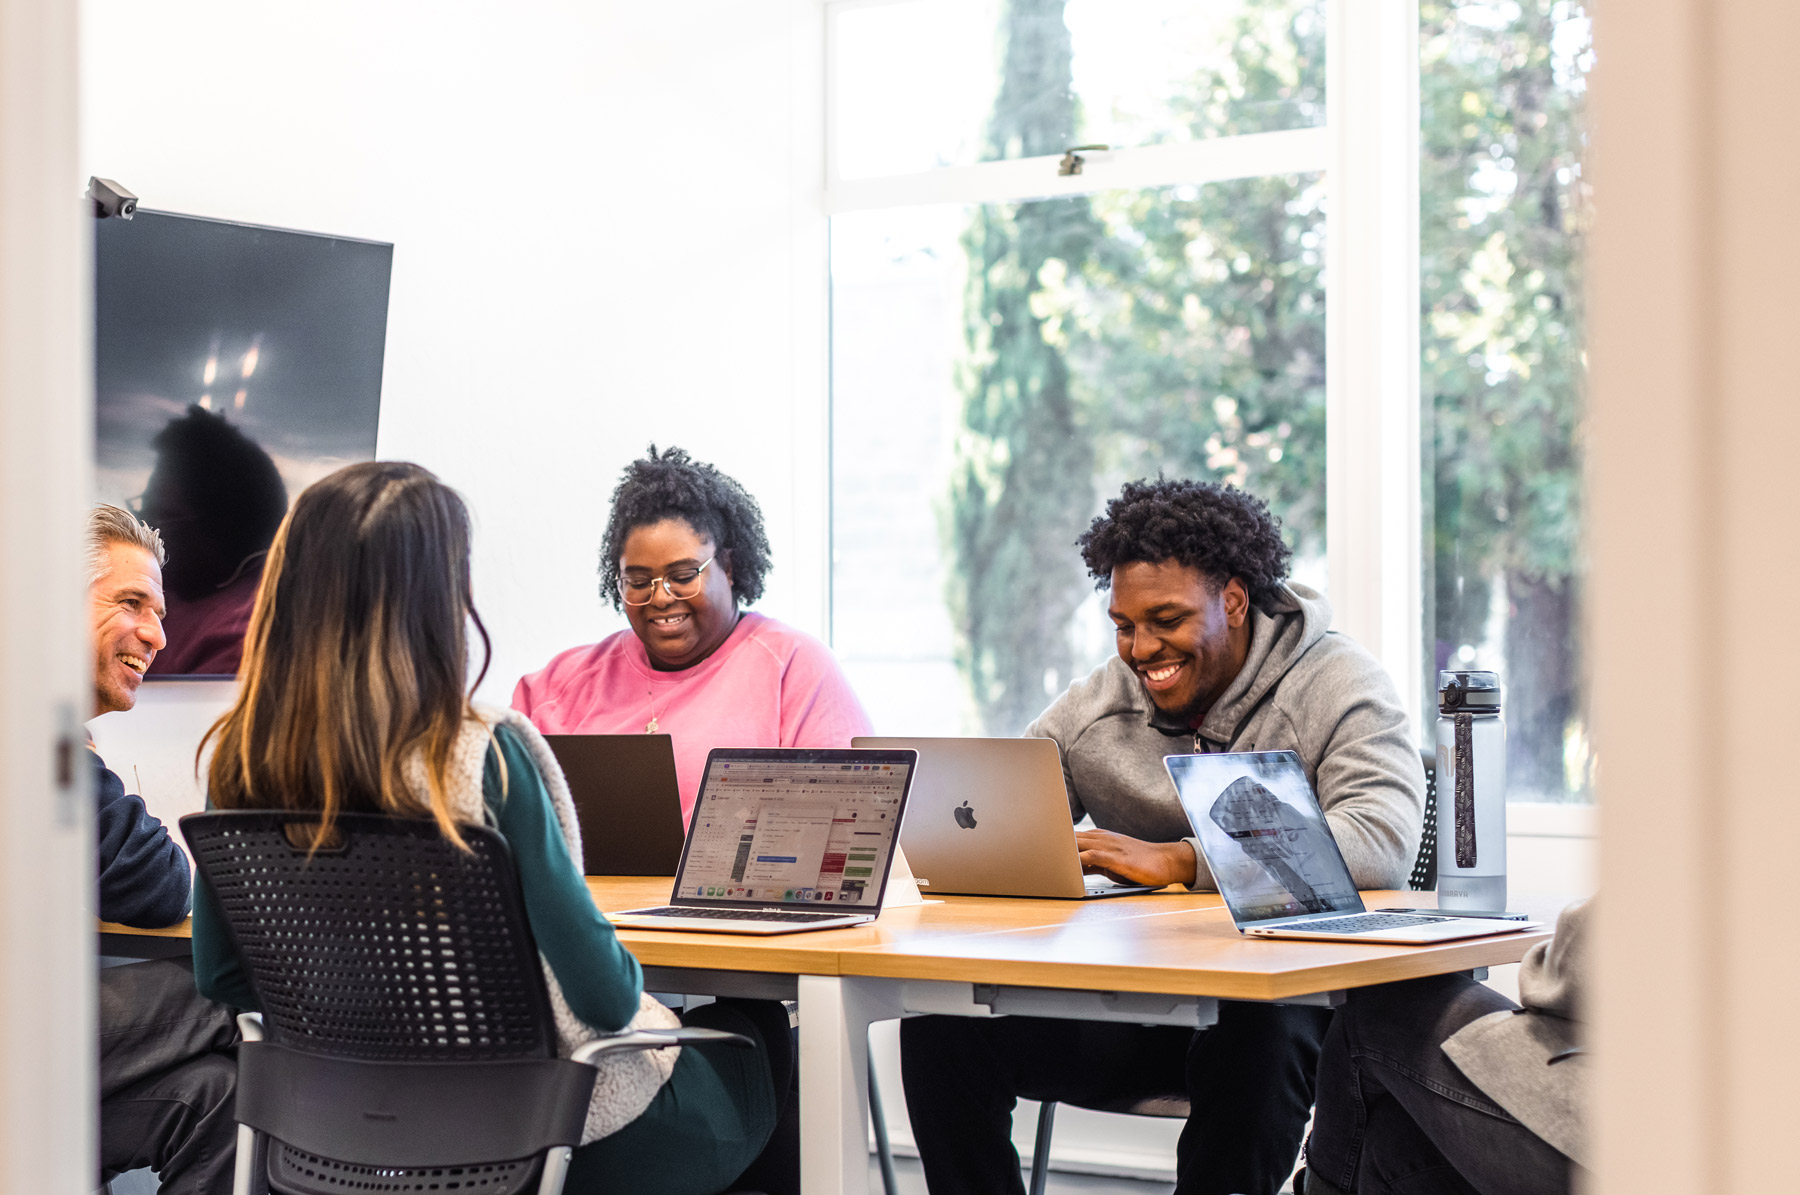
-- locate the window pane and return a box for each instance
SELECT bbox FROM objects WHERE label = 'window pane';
[833,175,1325,736]
[832,0,1324,181]
[1422,1,1593,801]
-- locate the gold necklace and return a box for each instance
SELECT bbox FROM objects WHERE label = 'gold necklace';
[645,686,660,734]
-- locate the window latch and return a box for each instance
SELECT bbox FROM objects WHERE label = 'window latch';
[1058,145,1109,176]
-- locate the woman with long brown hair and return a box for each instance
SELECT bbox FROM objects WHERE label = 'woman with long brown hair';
[190,461,788,1194]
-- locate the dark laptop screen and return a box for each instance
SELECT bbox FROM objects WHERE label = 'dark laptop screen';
[1165,751,1364,923]
[673,749,915,910]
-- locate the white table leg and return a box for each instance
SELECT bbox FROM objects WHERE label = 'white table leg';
[797,974,903,1195]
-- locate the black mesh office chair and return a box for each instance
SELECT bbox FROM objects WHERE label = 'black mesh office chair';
[1409,746,1439,891]
[1022,746,1442,1193]
[181,810,753,1195]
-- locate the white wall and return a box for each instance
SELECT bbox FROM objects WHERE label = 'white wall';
[80,0,829,710]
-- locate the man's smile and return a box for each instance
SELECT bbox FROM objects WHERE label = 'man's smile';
[119,652,151,676]
[1139,660,1186,690]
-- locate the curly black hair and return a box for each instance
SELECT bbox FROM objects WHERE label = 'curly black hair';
[1077,478,1292,606]
[598,445,772,610]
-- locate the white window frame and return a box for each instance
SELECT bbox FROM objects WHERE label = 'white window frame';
[818,0,1423,724]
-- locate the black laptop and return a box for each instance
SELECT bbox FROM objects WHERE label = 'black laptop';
[543,734,687,876]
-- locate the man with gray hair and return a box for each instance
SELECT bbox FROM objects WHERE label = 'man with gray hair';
[89,504,170,734]
[89,504,239,1194]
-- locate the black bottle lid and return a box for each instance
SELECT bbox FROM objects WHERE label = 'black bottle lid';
[1438,670,1502,712]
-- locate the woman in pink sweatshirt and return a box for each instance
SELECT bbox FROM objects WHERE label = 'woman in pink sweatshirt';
[513,446,873,822]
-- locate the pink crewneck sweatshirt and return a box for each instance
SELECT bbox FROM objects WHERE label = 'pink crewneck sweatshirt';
[512,612,874,821]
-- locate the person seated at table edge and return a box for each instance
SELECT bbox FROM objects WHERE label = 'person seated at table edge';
[900,477,1425,1195]
[191,461,791,1195]
[1042,476,1423,892]
[513,444,873,820]
[88,503,240,1195]
[91,505,190,927]
[1297,898,1591,1195]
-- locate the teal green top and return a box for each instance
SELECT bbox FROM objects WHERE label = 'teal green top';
[192,724,644,1029]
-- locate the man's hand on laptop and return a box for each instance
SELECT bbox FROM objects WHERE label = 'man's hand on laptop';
[1075,830,1196,889]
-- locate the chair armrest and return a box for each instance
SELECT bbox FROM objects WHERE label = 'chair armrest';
[569,1027,752,1066]
[232,1015,268,1195]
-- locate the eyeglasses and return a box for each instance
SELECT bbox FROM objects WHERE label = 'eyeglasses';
[621,556,716,606]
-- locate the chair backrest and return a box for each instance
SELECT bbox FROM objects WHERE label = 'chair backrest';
[182,810,558,1062]
[1407,747,1438,891]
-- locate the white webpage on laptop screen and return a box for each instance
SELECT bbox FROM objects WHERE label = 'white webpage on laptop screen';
[679,759,905,907]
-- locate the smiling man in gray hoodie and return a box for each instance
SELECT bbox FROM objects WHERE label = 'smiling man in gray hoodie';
[901,479,1424,1195]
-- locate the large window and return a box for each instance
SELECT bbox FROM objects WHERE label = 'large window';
[1422,0,1592,801]
[831,0,1327,738]
[830,0,1593,806]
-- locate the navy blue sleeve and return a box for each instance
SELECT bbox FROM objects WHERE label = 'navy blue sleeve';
[94,753,192,928]
[486,725,644,1032]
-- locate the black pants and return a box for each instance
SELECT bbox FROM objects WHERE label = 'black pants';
[901,1001,1332,1195]
[99,958,240,1195]
[1302,974,1572,1195]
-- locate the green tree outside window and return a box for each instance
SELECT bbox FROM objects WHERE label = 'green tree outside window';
[940,0,1591,802]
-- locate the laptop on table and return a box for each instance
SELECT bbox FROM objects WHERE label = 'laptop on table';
[855,736,1155,899]
[608,747,918,935]
[544,734,686,877]
[1164,750,1543,944]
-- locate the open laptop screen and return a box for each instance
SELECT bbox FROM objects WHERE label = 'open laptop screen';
[1165,751,1364,923]
[673,749,915,910]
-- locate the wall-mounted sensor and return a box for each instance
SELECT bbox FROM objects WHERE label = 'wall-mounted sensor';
[88,177,138,220]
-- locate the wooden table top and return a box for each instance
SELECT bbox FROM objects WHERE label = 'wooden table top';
[102,880,1553,1000]
[588,877,1205,975]
[836,891,1551,1001]
[587,879,1550,998]
[99,918,192,938]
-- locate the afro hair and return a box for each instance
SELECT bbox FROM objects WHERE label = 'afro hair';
[1077,478,1292,606]
[598,445,772,610]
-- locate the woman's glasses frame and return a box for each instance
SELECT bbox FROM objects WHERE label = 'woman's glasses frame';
[621,555,716,606]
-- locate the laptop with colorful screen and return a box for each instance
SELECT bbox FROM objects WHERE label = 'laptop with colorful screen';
[607,747,918,935]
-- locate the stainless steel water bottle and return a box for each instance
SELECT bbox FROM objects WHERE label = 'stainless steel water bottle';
[1436,670,1506,911]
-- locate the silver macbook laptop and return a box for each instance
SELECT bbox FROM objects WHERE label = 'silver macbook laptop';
[608,747,918,935]
[854,737,1154,899]
[1164,751,1543,943]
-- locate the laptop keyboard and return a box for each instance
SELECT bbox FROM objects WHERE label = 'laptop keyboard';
[621,906,854,924]
[1289,912,1452,934]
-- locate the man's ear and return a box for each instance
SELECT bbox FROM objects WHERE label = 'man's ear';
[1222,577,1250,627]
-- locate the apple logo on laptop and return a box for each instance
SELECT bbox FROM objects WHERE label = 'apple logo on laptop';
[953,801,977,829]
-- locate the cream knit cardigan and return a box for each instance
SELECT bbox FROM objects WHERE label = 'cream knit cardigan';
[412,705,681,1144]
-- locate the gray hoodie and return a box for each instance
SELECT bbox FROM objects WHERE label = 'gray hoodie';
[1025,582,1424,890]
